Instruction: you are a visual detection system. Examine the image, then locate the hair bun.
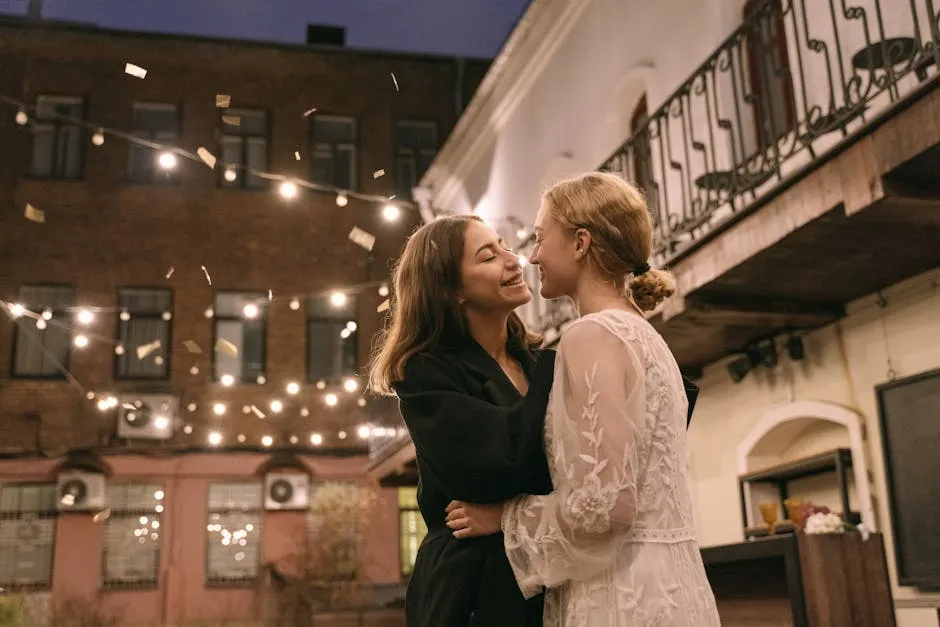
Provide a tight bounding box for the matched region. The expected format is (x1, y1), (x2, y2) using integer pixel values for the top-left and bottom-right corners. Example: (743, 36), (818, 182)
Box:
(627, 267), (676, 312)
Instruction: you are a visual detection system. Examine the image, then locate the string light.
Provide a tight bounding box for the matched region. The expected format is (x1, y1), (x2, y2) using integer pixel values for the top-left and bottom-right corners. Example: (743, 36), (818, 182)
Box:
(73, 334), (89, 348)
(310, 433), (323, 446)
(330, 291), (347, 307)
(15, 109), (28, 125)
(286, 382), (300, 395)
(157, 151), (177, 170)
(242, 303), (260, 319)
(343, 378), (358, 393)
(378, 284), (390, 297)
(9, 303), (25, 317)
(212, 402), (226, 416)
(91, 129), (105, 146)
(76, 309), (95, 325)
(324, 393), (338, 407)
(223, 167), (237, 182)
(261, 435), (273, 447)
(220, 374), (235, 387)
(207, 431), (223, 446)
(36, 319), (47, 330)
(335, 193), (348, 207)
(269, 400), (283, 413)
(381, 203), (401, 222)
(278, 181), (299, 199)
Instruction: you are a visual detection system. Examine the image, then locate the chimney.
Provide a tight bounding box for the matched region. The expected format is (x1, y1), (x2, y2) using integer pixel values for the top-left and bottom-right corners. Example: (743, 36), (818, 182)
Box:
(306, 24), (346, 47)
(27, 0), (44, 20)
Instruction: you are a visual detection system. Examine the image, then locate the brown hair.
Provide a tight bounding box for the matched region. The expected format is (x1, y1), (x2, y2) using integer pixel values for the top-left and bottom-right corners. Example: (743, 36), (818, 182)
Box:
(543, 171), (676, 311)
(369, 215), (540, 395)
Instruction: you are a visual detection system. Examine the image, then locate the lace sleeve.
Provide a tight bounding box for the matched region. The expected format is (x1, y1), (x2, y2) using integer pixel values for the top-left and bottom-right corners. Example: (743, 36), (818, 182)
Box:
(501, 318), (647, 598)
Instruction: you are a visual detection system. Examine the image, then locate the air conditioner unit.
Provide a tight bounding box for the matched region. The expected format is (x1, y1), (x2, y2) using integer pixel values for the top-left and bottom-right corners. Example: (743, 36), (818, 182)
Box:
(57, 471), (106, 512)
(117, 394), (179, 440)
(264, 473), (310, 511)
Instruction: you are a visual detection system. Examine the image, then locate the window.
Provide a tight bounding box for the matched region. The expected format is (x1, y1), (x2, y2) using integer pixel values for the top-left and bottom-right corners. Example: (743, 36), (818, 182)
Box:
(102, 484), (163, 588)
(128, 103), (179, 183)
(219, 108), (268, 189)
(213, 292), (267, 383)
(629, 95), (658, 224)
(306, 293), (357, 384)
(309, 115), (357, 190)
(0, 484), (57, 590)
(12, 285), (74, 378)
(116, 288), (172, 379)
(206, 483), (262, 585)
(30, 95), (84, 179)
(398, 487), (426, 577)
(394, 122), (437, 200)
(744, 0), (796, 149)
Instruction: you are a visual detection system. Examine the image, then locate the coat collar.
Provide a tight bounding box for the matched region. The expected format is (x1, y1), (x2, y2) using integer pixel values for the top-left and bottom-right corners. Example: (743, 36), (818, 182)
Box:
(439, 335), (536, 407)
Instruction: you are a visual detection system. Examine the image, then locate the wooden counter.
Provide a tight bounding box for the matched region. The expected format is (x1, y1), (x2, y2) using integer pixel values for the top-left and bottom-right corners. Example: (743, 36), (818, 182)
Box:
(702, 532), (895, 626)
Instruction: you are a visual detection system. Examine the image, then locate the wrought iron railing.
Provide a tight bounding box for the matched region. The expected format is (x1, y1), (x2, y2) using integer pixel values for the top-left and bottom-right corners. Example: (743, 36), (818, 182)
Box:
(600, 0), (939, 263)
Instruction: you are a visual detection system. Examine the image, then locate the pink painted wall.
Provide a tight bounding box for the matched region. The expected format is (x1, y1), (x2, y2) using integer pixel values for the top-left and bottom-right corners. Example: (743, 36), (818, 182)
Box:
(0, 452), (404, 626)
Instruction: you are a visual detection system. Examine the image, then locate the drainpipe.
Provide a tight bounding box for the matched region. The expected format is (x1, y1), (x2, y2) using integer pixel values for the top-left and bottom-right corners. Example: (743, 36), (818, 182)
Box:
(412, 186), (436, 224)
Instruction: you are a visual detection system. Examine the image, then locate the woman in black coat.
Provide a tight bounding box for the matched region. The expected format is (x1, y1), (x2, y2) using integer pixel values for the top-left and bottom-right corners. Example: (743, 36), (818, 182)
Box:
(370, 215), (555, 627)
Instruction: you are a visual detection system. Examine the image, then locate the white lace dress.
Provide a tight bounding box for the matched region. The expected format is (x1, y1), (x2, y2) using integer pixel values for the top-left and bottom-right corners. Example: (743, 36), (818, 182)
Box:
(501, 309), (720, 627)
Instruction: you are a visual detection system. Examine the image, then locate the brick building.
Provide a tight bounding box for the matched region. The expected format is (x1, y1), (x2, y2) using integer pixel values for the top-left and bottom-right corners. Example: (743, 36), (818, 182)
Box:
(0, 16), (487, 626)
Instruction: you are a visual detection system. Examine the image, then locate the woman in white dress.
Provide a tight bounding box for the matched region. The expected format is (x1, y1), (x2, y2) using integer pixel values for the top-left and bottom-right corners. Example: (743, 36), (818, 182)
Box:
(445, 172), (721, 626)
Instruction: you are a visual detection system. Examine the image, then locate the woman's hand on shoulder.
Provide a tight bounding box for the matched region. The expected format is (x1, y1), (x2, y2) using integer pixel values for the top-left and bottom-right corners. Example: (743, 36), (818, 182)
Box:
(445, 500), (505, 538)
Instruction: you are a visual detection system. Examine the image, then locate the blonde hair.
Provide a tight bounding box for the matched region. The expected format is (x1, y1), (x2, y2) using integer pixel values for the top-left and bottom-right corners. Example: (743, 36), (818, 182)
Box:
(543, 171), (676, 311)
(368, 215), (540, 395)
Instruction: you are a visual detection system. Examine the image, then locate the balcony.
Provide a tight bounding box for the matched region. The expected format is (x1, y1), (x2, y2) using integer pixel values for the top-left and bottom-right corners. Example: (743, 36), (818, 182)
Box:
(594, 0), (940, 371)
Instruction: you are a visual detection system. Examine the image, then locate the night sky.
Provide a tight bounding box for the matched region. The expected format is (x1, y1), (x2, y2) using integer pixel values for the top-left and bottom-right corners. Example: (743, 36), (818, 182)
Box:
(0, 0), (531, 58)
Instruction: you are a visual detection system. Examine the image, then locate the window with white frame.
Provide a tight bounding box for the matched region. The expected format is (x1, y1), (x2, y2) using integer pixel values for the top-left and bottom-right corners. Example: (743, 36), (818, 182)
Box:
(128, 102), (179, 183)
(398, 486), (426, 577)
(116, 288), (173, 379)
(306, 293), (357, 384)
(213, 292), (267, 383)
(0, 484), (57, 590)
(12, 285), (74, 378)
(102, 484), (164, 588)
(219, 108), (268, 189)
(309, 115), (356, 190)
(30, 95), (84, 179)
(394, 121), (437, 200)
(206, 483), (262, 585)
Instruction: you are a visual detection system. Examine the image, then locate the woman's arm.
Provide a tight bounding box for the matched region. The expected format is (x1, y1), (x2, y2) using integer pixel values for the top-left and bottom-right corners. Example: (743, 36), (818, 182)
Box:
(394, 350), (555, 503)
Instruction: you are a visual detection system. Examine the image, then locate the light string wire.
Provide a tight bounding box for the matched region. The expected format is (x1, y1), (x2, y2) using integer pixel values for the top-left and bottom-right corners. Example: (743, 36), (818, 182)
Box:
(0, 94), (412, 208)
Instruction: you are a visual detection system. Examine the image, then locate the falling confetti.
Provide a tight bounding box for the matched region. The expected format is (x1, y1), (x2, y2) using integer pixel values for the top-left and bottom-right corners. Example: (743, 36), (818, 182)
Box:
(222, 115), (241, 127)
(373, 169), (385, 179)
(182, 340), (202, 354)
(390, 72), (399, 92)
(267, 289), (273, 301)
(201, 265), (212, 285)
(250, 405), (266, 419)
(377, 299), (390, 313)
(303, 107), (317, 117)
(348, 227), (376, 251)
(24, 203), (45, 223)
(92, 508), (111, 523)
(124, 62), (147, 79)
(136, 340), (162, 360)
(165, 266), (175, 279)
(197, 147), (217, 169)
(215, 94), (231, 108)
(216, 338), (238, 358)
(294, 151), (301, 161)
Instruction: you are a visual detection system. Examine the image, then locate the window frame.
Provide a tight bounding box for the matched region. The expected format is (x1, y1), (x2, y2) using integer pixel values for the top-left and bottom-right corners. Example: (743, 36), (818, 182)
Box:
(101, 483), (164, 589)
(218, 108), (270, 190)
(212, 291), (268, 384)
(205, 482), (263, 587)
(127, 101), (181, 184)
(10, 284), (75, 380)
(308, 113), (358, 191)
(0, 483), (58, 591)
(29, 94), (85, 180)
(397, 486), (426, 578)
(305, 293), (358, 385)
(114, 287), (174, 381)
(393, 120), (438, 200)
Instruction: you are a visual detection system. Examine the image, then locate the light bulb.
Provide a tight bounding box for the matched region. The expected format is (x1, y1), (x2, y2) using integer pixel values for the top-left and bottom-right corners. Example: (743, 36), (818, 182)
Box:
(207, 431), (223, 446)
(76, 309), (94, 325)
(190, 365), (200, 375)
(338, 430), (347, 440)
(187, 402), (197, 412)
(330, 291), (347, 307)
(161, 311), (172, 321)
(324, 393), (338, 407)
(357, 398), (367, 407)
(220, 374), (235, 387)
(378, 284), (389, 297)
(204, 307), (214, 318)
(242, 303), (259, 319)
(36, 319), (46, 330)
(357, 425), (371, 439)
(270, 400), (283, 413)
(183, 424), (193, 434)
(41, 308), (53, 320)
(261, 435), (273, 447)
(8, 303), (25, 317)
(300, 407), (310, 417)
(153, 416), (170, 430)
(286, 382), (300, 395)
(224, 167), (237, 182)
(289, 298), (300, 311)
(290, 435), (298, 444)
(336, 193), (348, 207)
(345, 321), (357, 332)
(15, 109), (28, 125)
(343, 378), (358, 393)
(279, 181), (298, 199)
(73, 334), (89, 348)
(115, 345), (125, 355)
(382, 203), (401, 222)
(212, 402), (226, 416)
(256, 375), (267, 385)
(310, 433), (323, 446)
(316, 380), (326, 390)
(157, 151), (177, 170)
(91, 130), (105, 146)
(339, 328), (351, 339)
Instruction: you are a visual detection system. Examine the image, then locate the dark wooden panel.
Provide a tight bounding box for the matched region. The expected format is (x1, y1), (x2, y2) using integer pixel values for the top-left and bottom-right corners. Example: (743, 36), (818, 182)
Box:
(877, 369), (940, 588)
(707, 556), (794, 626)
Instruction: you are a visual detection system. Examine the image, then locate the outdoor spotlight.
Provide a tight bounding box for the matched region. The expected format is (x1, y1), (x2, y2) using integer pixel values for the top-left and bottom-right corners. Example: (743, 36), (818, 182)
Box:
(787, 335), (805, 361)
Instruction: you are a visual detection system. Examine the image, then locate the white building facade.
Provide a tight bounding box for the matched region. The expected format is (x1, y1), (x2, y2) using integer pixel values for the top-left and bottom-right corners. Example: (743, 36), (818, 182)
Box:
(397, 0), (940, 625)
